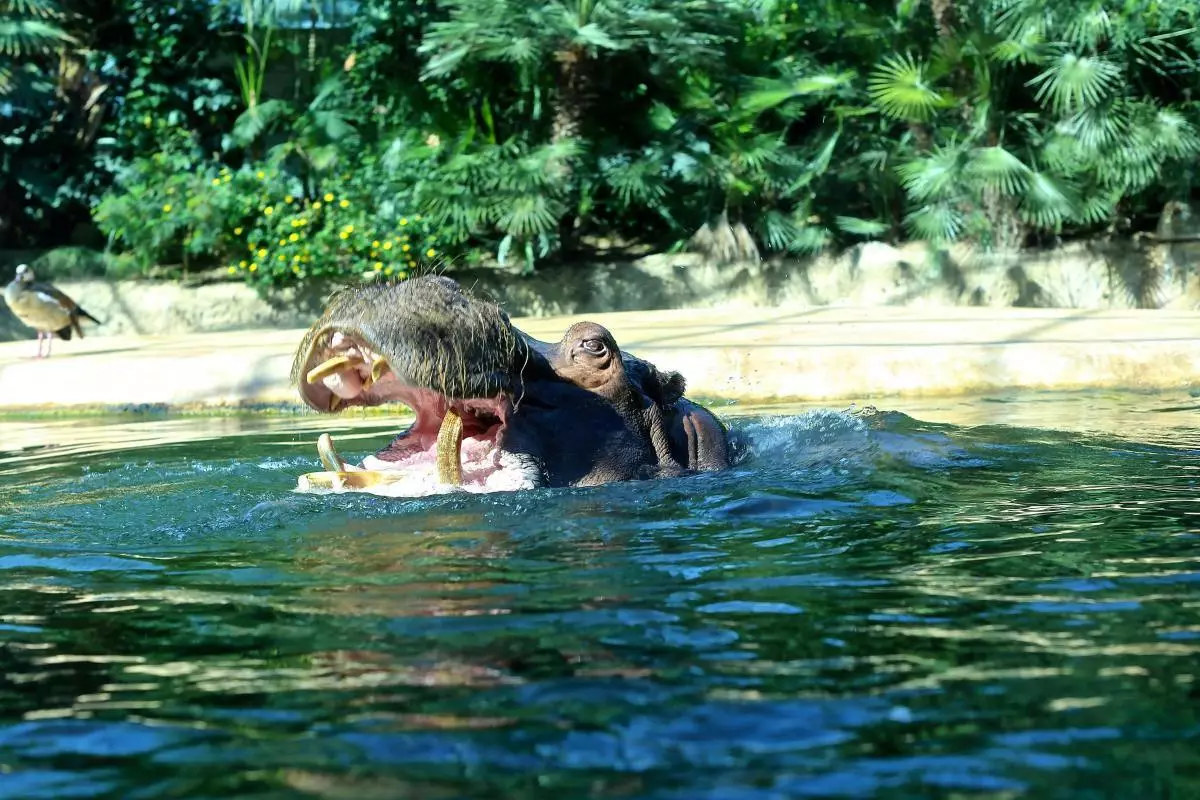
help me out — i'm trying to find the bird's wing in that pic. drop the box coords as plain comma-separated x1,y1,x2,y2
33,283,80,312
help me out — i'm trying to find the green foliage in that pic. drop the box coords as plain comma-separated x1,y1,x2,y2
230,164,446,289
11,0,1200,287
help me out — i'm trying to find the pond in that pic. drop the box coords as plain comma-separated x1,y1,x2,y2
1,390,1198,798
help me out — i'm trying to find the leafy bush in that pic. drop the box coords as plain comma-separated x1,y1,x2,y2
231,172,445,288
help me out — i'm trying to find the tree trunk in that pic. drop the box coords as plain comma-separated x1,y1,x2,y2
551,46,592,255
688,209,761,265
928,0,1024,250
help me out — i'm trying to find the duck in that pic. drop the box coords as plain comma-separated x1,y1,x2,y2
3,264,103,358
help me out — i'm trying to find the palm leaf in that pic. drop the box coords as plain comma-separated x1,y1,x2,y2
1017,171,1079,229
904,202,964,244
868,53,946,122
230,98,292,145
0,18,74,56
497,194,562,237
1028,53,1121,115
896,145,965,203
965,145,1033,196
740,72,854,116
835,216,889,237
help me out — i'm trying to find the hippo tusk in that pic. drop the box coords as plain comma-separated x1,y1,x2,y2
306,354,358,385
297,470,401,492
436,409,463,485
316,432,346,472
359,354,391,392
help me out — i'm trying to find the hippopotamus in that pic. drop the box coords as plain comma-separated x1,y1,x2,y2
291,275,732,496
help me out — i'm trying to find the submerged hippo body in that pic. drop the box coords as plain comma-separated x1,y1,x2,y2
292,276,732,494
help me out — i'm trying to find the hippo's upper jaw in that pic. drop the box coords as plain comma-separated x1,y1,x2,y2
291,276,731,496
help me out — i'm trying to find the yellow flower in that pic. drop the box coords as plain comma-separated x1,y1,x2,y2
370,251,377,258
257,248,268,258
343,224,354,233
339,231,350,240
278,255,285,261
312,201,322,211
324,192,334,202
223,174,232,183
211,178,221,186
372,240,381,248
298,218,308,226
289,233,299,242
264,206,274,215
227,266,237,275
256,171,266,179
234,227,243,235
384,267,394,276
291,219,301,227
401,244,410,252
339,199,349,208
293,254,301,262
239,260,248,268
426,248,436,258
250,263,258,272
399,217,408,226
285,195,294,204
382,241,392,250
279,239,287,246
374,262,383,271
162,203,172,213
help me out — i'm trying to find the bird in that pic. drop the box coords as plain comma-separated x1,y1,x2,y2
4,264,103,358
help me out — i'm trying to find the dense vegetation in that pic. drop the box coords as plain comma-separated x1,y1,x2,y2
3,0,1200,287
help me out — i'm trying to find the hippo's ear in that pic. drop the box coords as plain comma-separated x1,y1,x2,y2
641,365,685,407
656,369,686,406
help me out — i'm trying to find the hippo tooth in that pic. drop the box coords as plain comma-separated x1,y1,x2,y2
436,409,464,485
328,394,342,412
317,433,347,472
306,354,359,385
299,470,397,491
370,355,389,383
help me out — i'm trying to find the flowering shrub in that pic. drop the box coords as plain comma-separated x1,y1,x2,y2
95,132,449,287
230,175,444,288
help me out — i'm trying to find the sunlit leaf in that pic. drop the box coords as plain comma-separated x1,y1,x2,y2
868,53,947,121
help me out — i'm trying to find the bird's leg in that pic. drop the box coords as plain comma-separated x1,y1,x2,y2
34,332,45,359
42,332,52,359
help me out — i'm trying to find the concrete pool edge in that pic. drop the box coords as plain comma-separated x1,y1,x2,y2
0,305,1196,411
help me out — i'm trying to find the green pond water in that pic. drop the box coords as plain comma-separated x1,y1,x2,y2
0,391,1198,799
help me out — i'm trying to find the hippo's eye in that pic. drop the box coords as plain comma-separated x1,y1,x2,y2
580,338,607,355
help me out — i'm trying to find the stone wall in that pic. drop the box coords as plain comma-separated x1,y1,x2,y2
2,239,1198,341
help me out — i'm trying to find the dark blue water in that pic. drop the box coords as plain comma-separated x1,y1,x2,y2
1,403,1198,799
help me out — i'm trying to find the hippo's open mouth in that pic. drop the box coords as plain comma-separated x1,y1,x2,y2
294,325,543,497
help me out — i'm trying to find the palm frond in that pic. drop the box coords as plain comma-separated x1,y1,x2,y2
904,202,964,244
1017,171,1080,229
740,71,854,116
896,145,966,203
964,145,1033,196
497,193,563,238
835,216,889,237
1028,53,1122,115
0,18,74,56
868,53,946,121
